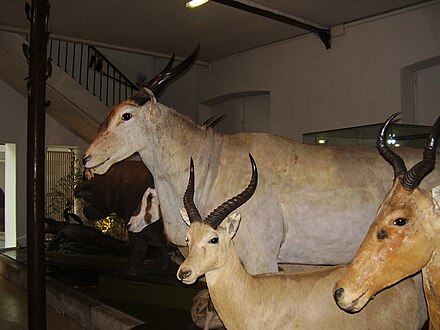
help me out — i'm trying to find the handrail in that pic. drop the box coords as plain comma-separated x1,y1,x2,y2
47,38,138,106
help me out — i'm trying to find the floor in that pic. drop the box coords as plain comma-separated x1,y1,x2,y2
0,277,85,330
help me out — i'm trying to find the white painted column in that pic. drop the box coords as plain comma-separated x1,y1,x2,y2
5,143,16,248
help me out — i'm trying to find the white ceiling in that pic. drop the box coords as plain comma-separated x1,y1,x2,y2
0,0,433,61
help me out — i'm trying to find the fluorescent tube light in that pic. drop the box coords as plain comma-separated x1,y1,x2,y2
186,0,209,9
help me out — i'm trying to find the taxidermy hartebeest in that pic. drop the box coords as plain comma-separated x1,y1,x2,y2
334,113,440,328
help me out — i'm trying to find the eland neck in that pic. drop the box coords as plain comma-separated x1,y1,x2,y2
138,103,222,244
138,103,219,178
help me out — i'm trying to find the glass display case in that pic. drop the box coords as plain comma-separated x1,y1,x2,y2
303,122,435,149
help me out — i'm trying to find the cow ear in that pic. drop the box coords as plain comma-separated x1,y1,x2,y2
180,207,191,227
432,185,440,211
146,188,160,223
220,211,241,238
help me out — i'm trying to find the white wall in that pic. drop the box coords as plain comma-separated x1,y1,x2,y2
0,78,89,246
415,63,440,125
199,2,440,140
0,79,27,243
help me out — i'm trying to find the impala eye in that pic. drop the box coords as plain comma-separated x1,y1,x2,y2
393,218,408,226
209,237,219,244
121,113,132,121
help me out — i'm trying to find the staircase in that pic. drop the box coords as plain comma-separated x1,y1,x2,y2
0,31,137,142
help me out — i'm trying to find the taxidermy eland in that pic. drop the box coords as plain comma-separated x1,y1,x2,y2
82,45,440,275
177,154,426,330
334,113,440,328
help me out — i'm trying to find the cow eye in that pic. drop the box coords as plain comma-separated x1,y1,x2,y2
209,237,219,244
121,113,132,121
393,218,408,226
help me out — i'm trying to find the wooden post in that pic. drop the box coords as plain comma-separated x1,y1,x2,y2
27,0,50,328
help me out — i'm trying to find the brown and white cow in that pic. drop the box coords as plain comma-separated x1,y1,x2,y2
74,159,167,271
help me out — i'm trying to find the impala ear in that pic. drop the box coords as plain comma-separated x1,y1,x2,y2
432,186,440,211
220,211,241,238
180,207,191,227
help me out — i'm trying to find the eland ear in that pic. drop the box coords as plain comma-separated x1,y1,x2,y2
220,211,242,238
432,186,440,211
180,207,191,227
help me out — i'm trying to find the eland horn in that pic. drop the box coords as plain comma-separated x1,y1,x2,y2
128,46,199,106
148,44,200,97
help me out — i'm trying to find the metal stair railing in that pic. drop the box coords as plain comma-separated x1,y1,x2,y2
47,38,139,106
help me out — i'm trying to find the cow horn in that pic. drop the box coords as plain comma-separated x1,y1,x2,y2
377,112,407,179
205,154,258,230
148,45,200,97
183,158,202,223
401,115,440,190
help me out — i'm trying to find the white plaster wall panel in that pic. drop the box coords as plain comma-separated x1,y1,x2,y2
199,3,440,140
415,64,440,125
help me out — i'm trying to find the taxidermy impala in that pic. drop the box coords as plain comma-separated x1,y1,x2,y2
83,45,440,275
177,154,426,330
334,113,440,328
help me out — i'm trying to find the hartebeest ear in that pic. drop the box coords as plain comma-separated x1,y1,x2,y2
180,207,191,227
220,211,242,238
432,186,440,211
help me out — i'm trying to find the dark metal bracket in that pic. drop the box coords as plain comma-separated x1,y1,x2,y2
212,0,331,49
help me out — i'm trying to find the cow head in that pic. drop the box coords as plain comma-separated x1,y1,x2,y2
333,113,440,313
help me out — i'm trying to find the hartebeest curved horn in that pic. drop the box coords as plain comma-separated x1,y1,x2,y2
205,154,258,229
183,158,202,223
183,154,258,229
148,45,200,97
401,114,440,190
377,112,407,179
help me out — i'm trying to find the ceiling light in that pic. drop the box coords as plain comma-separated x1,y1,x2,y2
186,0,209,9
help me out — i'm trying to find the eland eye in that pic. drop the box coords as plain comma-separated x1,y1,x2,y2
209,237,219,244
121,113,132,121
393,218,408,226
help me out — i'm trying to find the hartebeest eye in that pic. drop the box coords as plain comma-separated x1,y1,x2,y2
209,237,219,244
121,113,132,121
393,218,408,226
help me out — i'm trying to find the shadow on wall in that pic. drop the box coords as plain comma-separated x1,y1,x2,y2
199,91,270,134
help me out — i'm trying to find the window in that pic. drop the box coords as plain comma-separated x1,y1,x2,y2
45,146,80,220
